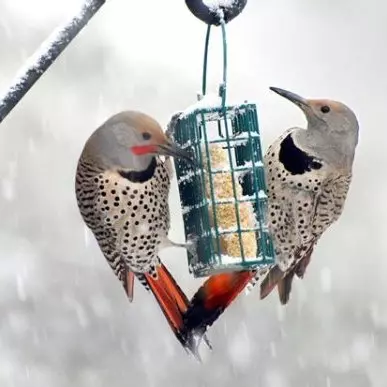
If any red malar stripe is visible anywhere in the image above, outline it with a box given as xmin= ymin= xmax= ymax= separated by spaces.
xmin=131 ymin=145 xmax=157 ymax=155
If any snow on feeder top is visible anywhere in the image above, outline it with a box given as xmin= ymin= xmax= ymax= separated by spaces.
xmin=168 ymin=2 xmax=275 ymax=278
xmin=185 ymin=0 xmax=248 ymax=26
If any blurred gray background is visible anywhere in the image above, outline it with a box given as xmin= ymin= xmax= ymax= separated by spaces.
xmin=0 ymin=0 xmax=385 ymax=386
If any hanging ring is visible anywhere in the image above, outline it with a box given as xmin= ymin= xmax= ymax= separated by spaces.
xmin=185 ymin=0 xmax=248 ymax=26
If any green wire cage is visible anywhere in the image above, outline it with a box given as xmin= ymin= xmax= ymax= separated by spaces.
xmin=171 ymin=12 xmax=275 ymax=278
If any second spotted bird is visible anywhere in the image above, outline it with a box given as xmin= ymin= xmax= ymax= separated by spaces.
xmin=182 ymin=87 xmax=360 ymax=340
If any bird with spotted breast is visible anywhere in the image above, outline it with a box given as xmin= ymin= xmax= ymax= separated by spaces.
xmin=75 ymin=110 xmax=205 ymax=357
xmin=181 ymin=86 xmax=359 ymax=341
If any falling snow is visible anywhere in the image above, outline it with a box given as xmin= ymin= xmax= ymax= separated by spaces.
xmin=320 ymin=266 xmax=332 ymax=293
xmin=0 ymin=0 xmax=385 ymax=386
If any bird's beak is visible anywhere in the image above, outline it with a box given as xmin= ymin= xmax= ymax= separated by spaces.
xmin=157 ymin=140 xmax=197 ymax=165
xmin=269 ymin=87 xmax=310 ymax=110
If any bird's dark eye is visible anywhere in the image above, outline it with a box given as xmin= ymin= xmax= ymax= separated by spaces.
xmin=321 ymin=105 xmax=330 ymax=114
xmin=142 ymin=132 xmax=151 ymax=140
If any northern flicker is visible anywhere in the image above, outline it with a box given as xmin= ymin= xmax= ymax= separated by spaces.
xmin=181 ymin=86 xmax=359 ymax=340
xmin=75 ymin=110 xmax=201 ymax=355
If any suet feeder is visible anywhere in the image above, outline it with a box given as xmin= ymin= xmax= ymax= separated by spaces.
xmin=170 ymin=0 xmax=275 ymax=278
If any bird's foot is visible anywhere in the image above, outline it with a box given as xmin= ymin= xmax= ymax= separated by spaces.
xmin=167 ymin=235 xmax=199 ymax=261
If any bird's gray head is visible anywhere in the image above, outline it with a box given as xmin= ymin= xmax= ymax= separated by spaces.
xmin=270 ymin=87 xmax=359 ymax=168
xmin=83 ymin=110 xmax=195 ymax=172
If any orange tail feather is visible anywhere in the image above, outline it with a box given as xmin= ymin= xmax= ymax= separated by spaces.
xmin=157 ymin=264 xmax=189 ymax=312
xmin=144 ymin=263 xmax=200 ymax=358
xmin=183 ymin=271 xmax=254 ymax=340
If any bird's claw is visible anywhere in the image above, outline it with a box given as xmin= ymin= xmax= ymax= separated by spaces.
xmin=167 ymin=235 xmax=199 ymax=261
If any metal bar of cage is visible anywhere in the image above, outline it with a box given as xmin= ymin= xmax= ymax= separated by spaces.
xmin=218 ymin=19 xmax=246 ymax=262
xmin=0 ymin=0 xmax=106 ymax=124
xmin=202 ymin=24 xmax=211 ymax=97
xmin=200 ymin=24 xmax=222 ymax=262
xmin=200 ymin=16 xmax=248 ymax=264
